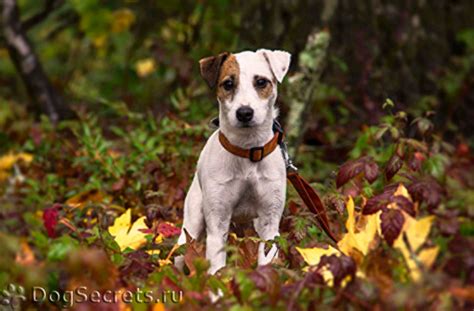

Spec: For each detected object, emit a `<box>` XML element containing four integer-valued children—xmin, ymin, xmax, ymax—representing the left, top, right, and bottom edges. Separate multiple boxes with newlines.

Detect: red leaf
<box><xmin>380</xmin><ymin>208</ymin><xmax>404</xmax><ymax>246</ymax></box>
<box><xmin>157</xmin><ymin>222</ymin><xmax>181</xmax><ymax>238</ymax></box>
<box><xmin>364</xmin><ymin>160</ymin><xmax>379</xmax><ymax>184</ymax></box>
<box><xmin>363</xmin><ymin>191</ymin><xmax>392</xmax><ymax>215</ymax></box>
<box><xmin>249</xmin><ymin>265</ymin><xmax>280</xmax><ymax>305</ymax></box>
<box><xmin>336</xmin><ymin>157</ymin><xmax>366</xmax><ymax>188</ymax></box>
<box><xmin>318</xmin><ymin>254</ymin><xmax>356</xmax><ymax>287</ymax></box>
<box><xmin>385</xmin><ymin>153</ymin><xmax>403</xmax><ymax>180</ymax></box>
<box><xmin>407</xmin><ymin>179</ymin><xmax>443</xmax><ymax>209</ymax></box>
<box><xmin>393</xmin><ymin>195</ymin><xmax>415</xmax><ymax>217</ymax></box>
<box><xmin>43</xmin><ymin>204</ymin><xmax>60</xmax><ymax>238</ymax></box>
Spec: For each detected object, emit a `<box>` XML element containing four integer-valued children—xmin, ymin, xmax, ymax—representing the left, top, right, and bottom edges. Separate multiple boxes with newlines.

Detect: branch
<box><xmin>22</xmin><ymin>0</ymin><xmax>63</xmax><ymax>31</ymax></box>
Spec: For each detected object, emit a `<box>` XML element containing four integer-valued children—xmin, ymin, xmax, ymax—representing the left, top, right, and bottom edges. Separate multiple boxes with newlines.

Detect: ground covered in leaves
<box><xmin>0</xmin><ymin>100</ymin><xmax>473</xmax><ymax>310</ymax></box>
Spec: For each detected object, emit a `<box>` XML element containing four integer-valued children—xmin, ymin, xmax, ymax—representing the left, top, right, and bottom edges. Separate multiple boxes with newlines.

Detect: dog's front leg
<box><xmin>254</xmin><ymin>180</ymin><xmax>285</xmax><ymax>266</ymax></box>
<box><xmin>203</xmin><ymin>197</ymin><xmax>233</xmax><ymax>274</ymax></box>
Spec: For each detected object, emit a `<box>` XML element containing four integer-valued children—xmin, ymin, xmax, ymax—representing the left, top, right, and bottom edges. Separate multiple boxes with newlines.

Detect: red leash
<box><xmin>287</xmin><ymin>170</ymin><xmax>338</xmax><ymax>242</ymax></box>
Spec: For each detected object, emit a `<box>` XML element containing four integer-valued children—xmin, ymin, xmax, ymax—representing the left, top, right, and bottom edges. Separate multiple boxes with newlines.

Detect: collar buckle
<box><xmin>249</xmin><ymin>146</ymin><xmax>265</xmax><ymax>162</ymax></box>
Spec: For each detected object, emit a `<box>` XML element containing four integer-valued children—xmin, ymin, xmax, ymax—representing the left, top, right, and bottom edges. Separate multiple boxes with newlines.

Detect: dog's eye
<box><xmin>255</xmin><ymin>78</ymin><xmax>269</xmax><ymax>89</ymax></box>
<box><xmin>222</xmin><ymin>80</ymin><xmax>234</xmax><ymax>91</ymax></box>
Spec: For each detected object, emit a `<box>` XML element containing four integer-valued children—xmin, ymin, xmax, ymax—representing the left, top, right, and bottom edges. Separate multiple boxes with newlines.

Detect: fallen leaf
<box><xmin>0</xmin><ymin>152</ymin><xmax>33</xmax><ymax>170</ymax></box>
<box><xmin>0</xmin><ymin>152</ymin><xmax>33</xmax><ymax>181</ymax></box>
<box><xmin>15</xmin><ymin>241</ymin><xmax>36</xmax><ymax>266</ymax></box>
<box><xmin>65</xmin><ymin>189</ymin><xmax>108</xmax><ymax>209</ymax></box>
<box><xmin>108</xmin><ymin>209</ymin><xmax>156</xmax><ymax>251</ymax></box>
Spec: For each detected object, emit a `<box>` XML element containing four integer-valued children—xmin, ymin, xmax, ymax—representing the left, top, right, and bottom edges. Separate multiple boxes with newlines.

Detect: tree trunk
<box><xmin>2</xmin><ymin>0</ymin><xmax>74</xmax><ymax>123</ymax></box>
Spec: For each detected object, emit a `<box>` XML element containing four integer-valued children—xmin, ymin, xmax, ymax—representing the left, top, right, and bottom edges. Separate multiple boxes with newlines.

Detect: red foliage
<box><xmin>380</xmin><ymin>208</ymin><xmax>404</xmax><ymax>246</ymax></box>
<box><xmin>336</xmin><ymin>156</ymin><xmax>380</xmax><ymax>188</ymax></box>
<box><xmin>43</xmin><ymin>204</ymin><xmax>60</xmax><ymax>238</ymax></box>
<box><xmin>157</xmin><ymin>222</ymin><xmax>181</xmax><ymax>238</ymax></box>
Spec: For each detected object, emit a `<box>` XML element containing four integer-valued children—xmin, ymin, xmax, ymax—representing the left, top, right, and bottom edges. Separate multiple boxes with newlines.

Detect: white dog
<box><xmin>177</xmin><ymin>49</ymin><xmax>291</xmax><ymax>274</ymax></box>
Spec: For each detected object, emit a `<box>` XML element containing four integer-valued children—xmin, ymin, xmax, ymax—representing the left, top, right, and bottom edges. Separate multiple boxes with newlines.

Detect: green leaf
<box><xmin>47</xmin><ymin>236</ymin><xmax>78</xmax><ymax>261</ymax></box>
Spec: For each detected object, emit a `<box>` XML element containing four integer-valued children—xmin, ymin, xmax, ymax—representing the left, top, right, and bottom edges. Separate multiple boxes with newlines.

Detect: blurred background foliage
<box><xmin>1</xmin><ymin>0</ymin><xmax>473</xmax><ymax>139</ymax></box>
<box><xmin>1</xmin><ymin>1</ymin><xmax>474</xmax><ymax>309</ymax></box>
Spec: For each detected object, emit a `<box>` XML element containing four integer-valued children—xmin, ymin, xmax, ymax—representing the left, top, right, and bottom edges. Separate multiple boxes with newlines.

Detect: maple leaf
<box><xmin>296</xmin><ymin>196</ymin><xmax>379</xmax><ymax>287</ymax></box>
<box><xmin>337</xmin><ymin>196</ymin><xmax>379</xmax><ymax>257</ymax></box>
<box><xmin>394</xmin><ymin>215</ymin><xmax>439</xmax><ymax>280</ymax></box>
<box><xmin>108</xmin><ymin>209</ymin><xmax>160</xmax><ymax>251</ymax></box>
<box><xmin>296</xmin><ymin>245</ymin><xmax>340</xmax><ymax>266</ymax></box>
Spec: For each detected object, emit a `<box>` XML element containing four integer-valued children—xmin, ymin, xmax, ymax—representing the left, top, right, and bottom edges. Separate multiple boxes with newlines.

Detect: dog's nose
<box><xmin>236</xmin><ymin>107</ymin><xmax>254</xmax><ymax>122</ymax></box>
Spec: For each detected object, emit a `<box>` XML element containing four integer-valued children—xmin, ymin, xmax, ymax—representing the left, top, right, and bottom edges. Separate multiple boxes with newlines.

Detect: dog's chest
<box><xmin>229</xmin><ymin>165</ymin><xmax>274</xmax><ymax>221</ymax></box>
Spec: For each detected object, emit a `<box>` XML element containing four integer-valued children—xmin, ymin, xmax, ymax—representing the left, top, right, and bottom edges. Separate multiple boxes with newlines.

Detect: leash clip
<box><xmin>279</xmin><ymin>140</ymin><xmax>298</xmax><ymax>173</ymax></box>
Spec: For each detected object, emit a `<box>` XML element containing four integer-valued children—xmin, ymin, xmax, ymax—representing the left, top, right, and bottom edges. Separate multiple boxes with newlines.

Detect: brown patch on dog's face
<box><xmin>216</xmin><ymin>54</ymin><xmax>240</xmax><ymax>103</ymax></box>
<box><xmin>199</xmin><ymin>52</ymin><xmax>229</xmax><ymax>89</ymax></box>
<box><xmin>253</xmin><ymin>75</ymin><xmax>273</xmax><ymax>99</ymax></box>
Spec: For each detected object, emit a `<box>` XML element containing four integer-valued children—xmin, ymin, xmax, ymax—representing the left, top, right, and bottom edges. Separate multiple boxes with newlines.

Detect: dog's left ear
<box><xmin>199</xmin><ymin>52</ymin><xmax>230</xmax><ymax>88</ymax></box>
<box><xmin>258</xmin><ymin>49</ymin><xmax>291</xmax><ymax>83</ymax></box>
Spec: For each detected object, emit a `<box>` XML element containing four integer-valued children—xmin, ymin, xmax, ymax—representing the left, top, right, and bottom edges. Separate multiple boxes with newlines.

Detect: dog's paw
<box><xmin>208</xmin><ymin>288</ymin><xmax>223</xmax><ymax>303</ymax></box>
<box><xmin>258</xmin><ymin>242</ymin><xmax>278</xmax><ymax>265</ymax></box>
<box><xmin>174</xmin><ymin>255</ymin><xmax>185</xmax><ymax>272</ymax></box>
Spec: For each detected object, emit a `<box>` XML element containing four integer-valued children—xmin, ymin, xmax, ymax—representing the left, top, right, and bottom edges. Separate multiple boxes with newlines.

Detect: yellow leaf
<box><xmin>0</xmin><ymin>152</ymin><xmax>33</xmax><ymax>171</ymax></box>
<box><xmin>296</xmin><ymin>245</ymin><xmax>340</xmax><ymax>266</ymax></box>
<box><xmin>319</xmin><ymin>265</ymin><xmax>335</xmax><ymax>287</ymax></box>
<box><xmin>135</xmin><ymin>58</ymin><xmax>156</xmax><ymax>78</ymax></box>
<box><xmin>337</xmin><ymin>196</ymin><xmax>378</xmax><ymax>256</ymax></box>
<box><xmin>418</xmin><ymin>246</ymin><xmax>439</xmax><ymax>268</ymax></box>
<box><xmin>394</xmin><ymin>215</ymin><xmax>434</xmax><ymax>252</ymax></box>
<box><xmin>393</xmin><ymin>183</ymin><xmax>411</xmax><ymax>199</ymax></box>
<box><xmin>394</xmin><ymin>215</ymin><xmax>437</xmax><ymax>281</ymax></box>
<box><xmin>108</xmin><ymin>209</ymin><xmax>151</xmax><ymax>251</ymax></box>
<box><xmin>108</xmin><ymin>209</ymin><xmax>132</xmax><ymax>237</ymax></box>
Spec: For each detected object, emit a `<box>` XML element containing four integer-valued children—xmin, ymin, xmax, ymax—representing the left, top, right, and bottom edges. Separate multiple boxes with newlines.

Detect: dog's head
<box><xmin>199</xmin><ymin>49</ymin><xmax>291</xmax><ymax>129</ymax></box>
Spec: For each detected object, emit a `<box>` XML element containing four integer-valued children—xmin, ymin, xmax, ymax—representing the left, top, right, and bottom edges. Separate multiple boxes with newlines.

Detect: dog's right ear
<box><xmin>199</xmin><ymin>52</ymin><xmax>229</xmax><ymax>89</ymax></box>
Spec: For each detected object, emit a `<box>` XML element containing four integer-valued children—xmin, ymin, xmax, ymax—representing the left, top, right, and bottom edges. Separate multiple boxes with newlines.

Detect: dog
<box><xmin>177</xmin><ymin>49</ymin><xmax>291</xmax><ymax>274</ymax></box>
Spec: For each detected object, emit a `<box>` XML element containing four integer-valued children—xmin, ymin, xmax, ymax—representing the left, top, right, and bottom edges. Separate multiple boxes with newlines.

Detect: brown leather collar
<box><xmin>218</xmin><ymin>131</ymin><xmax>282</xmax><ymax>162</ymax></box>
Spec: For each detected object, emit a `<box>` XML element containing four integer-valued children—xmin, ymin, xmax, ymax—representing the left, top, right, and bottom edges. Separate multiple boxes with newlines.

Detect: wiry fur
<box><xmin>177</xmin><ymin>49</ymin><xmax>291</xmax><ymax>274</ymax></box>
